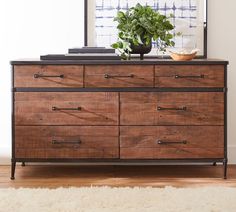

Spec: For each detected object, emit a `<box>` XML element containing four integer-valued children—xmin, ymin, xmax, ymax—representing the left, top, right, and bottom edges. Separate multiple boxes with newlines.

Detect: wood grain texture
<box><xmin>15</xmin><ymin>126</ymin><xmax>119</xmax><ymax>159</ymax></box>
<box><xmin>120</xmin><ymin>92</ymin><xmax>224</xmax><ymax>125</ymax></box>
<box><xmin>14</xmin><ymin>65</ymin><xmax>84</xmax><ymax>88</ymax></box>
<box><xmin>85</xmin><ymin>65</ymin><xmax>154</xmax><ymax>87</ymax></box>
<box><xmin>120</xmin><ymin>148</ymin><xmax>224</xmax><ymax>159</ymax></box>
<box><xmin>15</xmin><ymin>92</ymin><xmax>119</xmax><ymax>126</ymax></box>
<box><xmin>11</xmin><ymin>63</ymin><xmax>227</xmax><ymax>172</ymax></box>
<box><xmin>155</xmin><ymin>65</ymin><xmax>224</xmax><ymax>88</ymax></box>
<box><xmin>120</xmin><ymin>126</ymin><xmax>224</xmax><ymax>159</ymax></box>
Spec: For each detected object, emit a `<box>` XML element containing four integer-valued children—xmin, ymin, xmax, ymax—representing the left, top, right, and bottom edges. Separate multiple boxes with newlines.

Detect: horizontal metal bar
<box><xmin>157</xmin><ymin>140</ymin><xmax>187</xmax><ymax>145</ymax></box>
<box><xmin>175</xmin><ymin>74</ymin><xmax>204</xmax><ymax>79</ymax></box>
<box><xmin>34</xmin><ymin>74</ymin><xmax>64</xmax><ymax>78</ymax></box>
<box><xmin>52</xmin><ymin>106</ymin><xmax>81</xmax><ymax>111</ymax></box>
<box><xmin>14</xmin><ymin>87</ymin><xmax>225</xmax><ymax>92</ymax></box>
<box><xmin>157</xmin><ymin>106</ymin><xmax>187</xmax><ymax>111</ymax></box>
<box><xmin>52</xmin><ymin>140</ymin><xmax>81</xmax><ymax>145</ymax></box>
<box><xmin>10</xmin><ymin>60</ymin><xmax>229</xmax><ymax>66</ymax></box>
<box><xmin>104</xmin><ymin>73</ymin><xmax>134</xmax><ymax>79</ymax></box>
<box><xmin>13</xmin><ymin>158</ymin><xmax>225</xmax><ymax>163</ymax></box>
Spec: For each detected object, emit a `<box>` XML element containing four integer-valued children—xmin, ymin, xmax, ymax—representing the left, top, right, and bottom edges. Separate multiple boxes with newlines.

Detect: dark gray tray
<box><xmin>40</xmin><ymin>53</ymin><xmax>120</xmax><ymax>60</ymax></box>
<box><xmin>68</xmin><ymin>47</ymin><xmax>115</xmax><ymax>54</ymax></box>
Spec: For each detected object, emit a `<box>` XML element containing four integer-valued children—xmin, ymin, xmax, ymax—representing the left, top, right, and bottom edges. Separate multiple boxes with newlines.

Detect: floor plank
<box><xmin>0</xmin><ymin>165</ymin><xmax>236</xmax><ymax>188</ymax></box>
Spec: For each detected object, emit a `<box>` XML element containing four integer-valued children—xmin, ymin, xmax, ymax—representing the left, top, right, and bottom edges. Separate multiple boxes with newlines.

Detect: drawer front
<box><xmin>155</xmin><ymin>65</ymin><xmax>224</xmax><ymax>87</ymax></box>
<box><xmin>85</xmin><ymin>65</ymin><xmax>154</xmax><ymax>87</ymax></box>
<box><xmin>120</xmin><ymin>92</ymin><xmax>224</xmax><ymax>125</ymax></box>
<box><xmin>15</xmin><ymin>92</ymin><xmax>118</xmax><ymax>125</ymax></box>
<box><xmin>15</xmin><ymin>126</ymin><xmax>119</xmax><ymax>159</ymax></box>
<box><xmin>120</xmin><ymin>126</ymin><xmax>224</xmax><ymax>159</ymax></box>
<box><xmin>14</xmin><ymin>65</ymin><xmax>83</xmax><ymax>87</ymax></box>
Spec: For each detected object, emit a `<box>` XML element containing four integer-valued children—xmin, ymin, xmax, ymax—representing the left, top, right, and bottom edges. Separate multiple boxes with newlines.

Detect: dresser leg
<box><xmin>21</xmin><ymin>162</ymin><xmax>25</xmax><ymax>167</ymax></box>
<box><xmin>11</xmin><ymin>162</ymin><xmax>16</xmax><ymax>180</ymax></box>
<box><xmin>223</xmin><ymin>159</ymin><xmax>228</xmax><ymax>179</ymax></box>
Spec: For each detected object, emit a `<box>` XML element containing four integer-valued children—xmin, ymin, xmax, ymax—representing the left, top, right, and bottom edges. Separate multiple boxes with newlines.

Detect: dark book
<box><xmin>40</xmin><ymin>53</ymin><xmax>120</xmax><ymax>60</ymax></box>
<box><xmin>68</xmin><ymin>47</ymin><xmax>115</xmax><ymax>54</ymax></box>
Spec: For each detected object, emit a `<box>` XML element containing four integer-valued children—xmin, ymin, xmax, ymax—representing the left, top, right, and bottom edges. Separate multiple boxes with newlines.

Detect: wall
<box><xmin>208</xmin><ymin>0</ymin><xmax>236</xmax><ymax>163</ymax></box>
<box><xmin>0</xmin><ymin>0</ymin><xmax>84</xmax><ymax>164</ymax></box>
<box><xmin>0</xmin><ymin>0</ymin><xmax>236</xmax><ymax>164</ymax></box>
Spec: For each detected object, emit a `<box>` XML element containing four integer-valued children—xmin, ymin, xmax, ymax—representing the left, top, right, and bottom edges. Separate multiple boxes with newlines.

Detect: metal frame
<box><xmin>11</xmin><ymin>60</ymin><xmax>227</xmax><ymax>66</ymax></box>
<box><xmin>11</xmin><ymin>66</ymin><xmax>16</xmax><ymax>180</ymax></box>
<box><xmin>84</xmin><ymin>0</ymin><xmax>208</xmax><ymax>58</ymax></box>
<box><xmin>11</xmin><ymin>63</ymin><xmax>228</xmax><ymax>180</ymax></box>
<box><xmin>84</xmin><ymin>0</ymin><xmax>88</xmax><ymax>46</ymax></box>
<box><xmin>223</xmin><ymin>65</ymin><xmax>228</xmax><ymax>179</ymax></box>
<box><xmin>204</xmin><ymin>0</ymin><xmax>208</xmax><ymax>58</ymax></box>
<box><xmin>12</xmin><ymin>158</ymin><xmax>226</xmax><ymax>164</ymax></box>
<box><xmin>15</xmin><ymin>87</ymin><xmax>224</xmax><ymax>93</ymax></box>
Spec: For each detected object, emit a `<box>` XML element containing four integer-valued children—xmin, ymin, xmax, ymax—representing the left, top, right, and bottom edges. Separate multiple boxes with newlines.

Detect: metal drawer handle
<box><xmin>157</xmin><ymin>106</ymin><xmax>187</xmax><ymax>111</ymax></box>
<box><xmin>104</xmin><ymin>73</ymin><xmax>134</xmax><ymax>79</ymax></box>
<box><xmin>52</xmin><ymin>140</ymin><xmax>81</xmax><ymax>145</ymax></box>
<box><xmin>34</xmin><ymin>74</ymin><xmax>64</xmax><ymax>78</ymax></box>
<box><xmin>175</xmin><ymin>74</ymin><xmax>204</xmax><ymax>79</ymax></box>
<box><xmin>157</xmin><ymin>140</ymin><xmax>187</xmax><ymax>145</ymax></box>
<box><xmin>52</xmin><ymin>106</ymin><xmax>81</xmax><ymax>111</ymax></box>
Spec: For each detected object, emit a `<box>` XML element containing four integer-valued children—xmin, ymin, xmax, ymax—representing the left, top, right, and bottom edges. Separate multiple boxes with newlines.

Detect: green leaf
<box><xmin>111</xmin><ymin>43</ymin><xmax>119</xmax><ymax>49</ymax></box>
<box><xmin>112</xmin><ymin>3</ymin><xmax>180</xmax><ymax>55</ymax></box>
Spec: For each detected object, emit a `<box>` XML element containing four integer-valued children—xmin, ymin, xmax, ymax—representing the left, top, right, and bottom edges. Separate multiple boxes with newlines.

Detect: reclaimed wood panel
<box><xmin>15</xmin><ymin>126</ymin><xmax>119</xmax><ymax>159</ymax></box>
<box><xmin>155</xmin><ymin>65</ymin><xmax>224</xmax><ymax>88</ymax></box>
<box><xmin>120</xmin><ymin>92</ymin><xmax>224</xmax><ymax>125</ymax></box>
<box><xmin>120</xmin><ymin>148</ymin><xmax>224</xmax><ymax>159</ymax></box>
<box><xmin>15</xmin><ymin>92</ymin><xmax>118</xmax><ymax>125</ymax></box>
<box><xmin>85</xmin><ymin>65</ymin><xmax>154</xmax><ymax>87</ymax></box>
<box><xmin>120</xmin><ymin>126</ymin><xmax>224</xmax><ymax>159</ymax></box>
<box><xmin>120</xmin><ymin>126</ymin><xmax>224</xmax><ymax>148</ymax></box>
<box><xmin>14</xmin><ymin>65</ymin><xmax>83</xmax><ymax>87</ymax></box>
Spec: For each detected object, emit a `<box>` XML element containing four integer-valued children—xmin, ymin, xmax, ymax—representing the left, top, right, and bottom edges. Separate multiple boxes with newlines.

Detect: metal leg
<box><xmin>213</xmin><ymin>162</ymin><xmax>217</xmax><ymax>166</ymax></box>
<box><xmin>21</xmin><ymin>162</ymin><xmax>25</xmax><ymax>167</ymax></box>
<box><xmin>223</xmin><ymin>158</ymin><xmax>228</xmax><ymax>179</ymax></box>
<box><xmin>11</xmin><ymin>162</ymin><xmax>16</xmax><ymax>180</ymax></box>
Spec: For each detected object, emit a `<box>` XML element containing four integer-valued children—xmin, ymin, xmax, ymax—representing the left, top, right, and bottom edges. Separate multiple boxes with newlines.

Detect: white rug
<box><xmin>0</xmin><ymin>186</ymin><xmax>236</xmax><ymax>212</ymax></box>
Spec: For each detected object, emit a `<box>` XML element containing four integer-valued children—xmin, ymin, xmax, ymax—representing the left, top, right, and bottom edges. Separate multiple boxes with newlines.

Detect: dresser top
<box><xmin>11</xmin><ymin>58</ymin><xmax>228</xmax><ymax>65</ymax></box>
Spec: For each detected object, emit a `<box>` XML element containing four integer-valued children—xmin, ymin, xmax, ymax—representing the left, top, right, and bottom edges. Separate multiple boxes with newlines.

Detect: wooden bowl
<box><xmin>170</xmin><ymin>51</ymin><xmax>197</xmax><ymax>61</ymax></box>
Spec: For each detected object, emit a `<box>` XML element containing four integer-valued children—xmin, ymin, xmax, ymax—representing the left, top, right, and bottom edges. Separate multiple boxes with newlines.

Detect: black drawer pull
<box><xmin>157</xmin><ymin>140</ymin><xmax>187</xmax><ymax>145</ymax></box>
<box><xmin>157</xmin><ymin>106</ymin><xmax>187</xmax><ymax>111</ymax></box>
<box><xmin>175</xmin><ymin>74</ymin><xmax>204</xmax><ymax>79</ymax></box>
<box><xmin>52</xmin><ymin>140</ymin><xmax>81</xmax><ymax>145</ymax></box>
<box><xmin>34</xmin><ymin>74</ymin><xmax>64</xmax><ymax>78</ymax></box>
<box><xmin>52</xmin><ymin>106</ymin><xmax>81</xmax><ymax>111</ymax></box>
<box><xmin>104</xmin><ymin>73</ymin><xmax>134</xmax><ymax>79</ymax></box>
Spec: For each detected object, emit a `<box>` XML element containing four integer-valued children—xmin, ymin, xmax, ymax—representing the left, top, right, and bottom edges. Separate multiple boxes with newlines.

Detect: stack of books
<box><xmin>40</xmin><ymin>47</ymin><xmax>120</xmax><ymax>60</ymax></box>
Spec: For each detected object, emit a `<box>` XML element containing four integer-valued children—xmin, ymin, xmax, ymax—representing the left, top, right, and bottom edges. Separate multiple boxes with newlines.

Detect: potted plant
<box><xmin>111</xmin><ymin>3</ymin><xmax>177</xmax><ymax>60</ymax></box>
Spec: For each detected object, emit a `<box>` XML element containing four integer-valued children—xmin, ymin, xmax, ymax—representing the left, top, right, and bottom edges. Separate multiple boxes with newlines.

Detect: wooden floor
<box><xmin>1</xmin><ymin>164</ymin><xmax>236</xmax><ymax>188</ymax></box>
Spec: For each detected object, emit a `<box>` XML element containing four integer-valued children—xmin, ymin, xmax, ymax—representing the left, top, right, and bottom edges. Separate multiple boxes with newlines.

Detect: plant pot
<box><xmin>130</xmin><ymin>42</ymin><xmax>152</xmax><ymax>60</ymax></box>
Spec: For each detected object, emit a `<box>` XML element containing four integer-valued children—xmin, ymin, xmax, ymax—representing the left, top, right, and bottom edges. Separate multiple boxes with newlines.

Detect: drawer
<box><xmin>120</xmin><ymin>92</ymin><xmax>224</xmax><ymax>125</ymax></box>
<box><xmin>120</xmin><ymin>126</ymin><xmax>224</xmax><ymax>159</ymax></box>
<box><xmin>15</xmin><ymin>92</ymin><xmax>118</xmax><ymax>125</ymax></box>
<box><xmin>155</xmin><ymin>65</ymin><xmax>224</xmax><ymax>87</ymax></box>
<box><xmin>85</xmin><ymin>65</ymin><xmax>154</xmax><ymax>87</ymax></box>
<box><xmin>14</xmin><ymin>65</ymin><xmax>83</xmax><ymax>87</ymax></box>
<box><xmin>15</xmin><ymin>126</ymin><xmax>119</xmax><ymax>159</ymax></box>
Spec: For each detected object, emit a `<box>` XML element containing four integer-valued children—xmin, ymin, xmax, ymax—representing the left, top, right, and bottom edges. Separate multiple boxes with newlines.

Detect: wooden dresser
<box><xmin>11</xmin><ymin>59</ymin><xmax>228</xmax><ymax>179</ymax></box>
